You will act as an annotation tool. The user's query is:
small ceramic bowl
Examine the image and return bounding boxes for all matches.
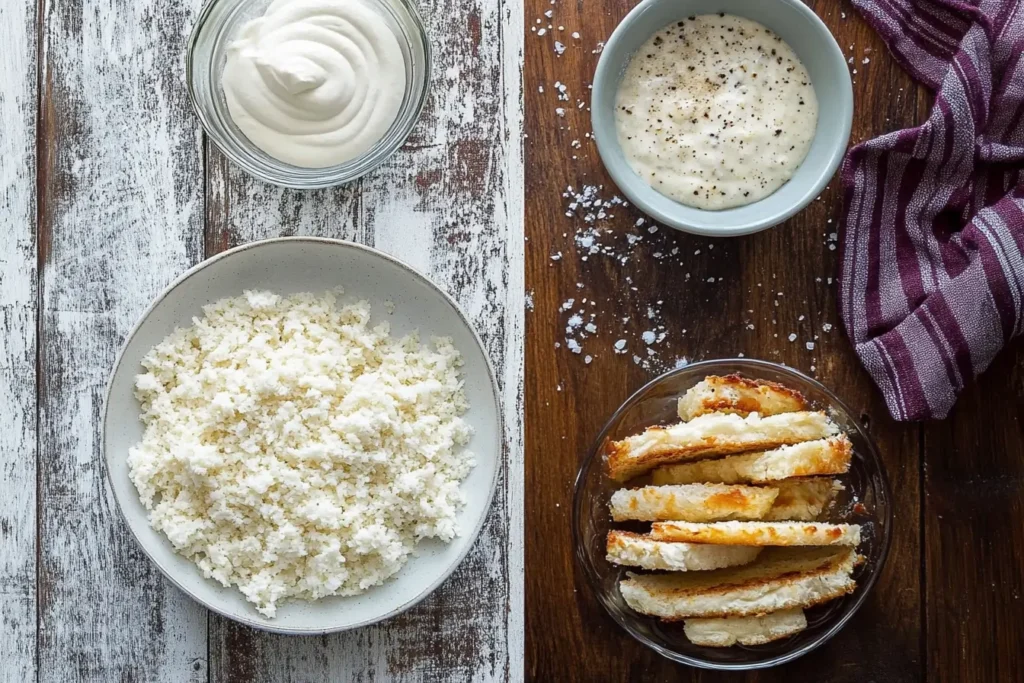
[103,237,501,634]
[591,0,853,236]
[572,359,892,669]
[187,0,431,189]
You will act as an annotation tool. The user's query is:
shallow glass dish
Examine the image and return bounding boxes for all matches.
[186,0,430,189]
[572,359,892,670]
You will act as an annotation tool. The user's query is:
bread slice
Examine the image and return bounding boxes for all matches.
[678,374,809,421]
[683,608,807,647]
[609,484,779,522]
[607,412,841,482]
[619,547,858,620]
[651,436,852,485]
[606,531,762,571]
[650,520,861,546]
[764,479,843,521]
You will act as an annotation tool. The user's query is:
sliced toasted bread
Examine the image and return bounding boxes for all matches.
[764,479,843,521]
[607,412,841,482]
[619,547,858,620]
[678,374,809,421]
[609,483,779,522]
[683,608,807,647]
[606,531,763,571]
[650,520,861,546]
[651,436,852,485]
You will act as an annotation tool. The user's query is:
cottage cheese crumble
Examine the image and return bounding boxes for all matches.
[127,289,474,617]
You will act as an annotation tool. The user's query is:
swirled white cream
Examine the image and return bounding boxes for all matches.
[222,0,407,168]
[615,15,818,210]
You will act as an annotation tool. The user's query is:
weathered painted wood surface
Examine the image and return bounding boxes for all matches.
[203,0,524,679]
[0,0,38,680]
[1,0,523,677]
[36,0,210,679]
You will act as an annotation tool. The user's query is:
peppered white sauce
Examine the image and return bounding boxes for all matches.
[615,14,818,210]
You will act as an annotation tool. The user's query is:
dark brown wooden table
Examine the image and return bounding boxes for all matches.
[524,1,1024,680]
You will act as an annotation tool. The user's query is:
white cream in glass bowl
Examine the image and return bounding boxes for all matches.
[187,0,430,188]
[221,0,408,169]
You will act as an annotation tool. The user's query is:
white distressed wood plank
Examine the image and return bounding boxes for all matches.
[0,0,38,680]
[500,1,525,678]
[206,0,523,677]
[205,149,365,251]
[37,0,208,679]
[358,2,523,676]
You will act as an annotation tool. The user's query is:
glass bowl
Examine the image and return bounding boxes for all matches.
[186,0,431,189]
[572,358,892,670]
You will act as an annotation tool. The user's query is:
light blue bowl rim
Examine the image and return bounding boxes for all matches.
[591,0,854,237]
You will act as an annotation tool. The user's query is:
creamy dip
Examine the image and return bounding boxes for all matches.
[615,14,818,210]
[222,0,407,168]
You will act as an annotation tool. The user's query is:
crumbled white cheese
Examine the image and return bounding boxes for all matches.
[128,290,474,617]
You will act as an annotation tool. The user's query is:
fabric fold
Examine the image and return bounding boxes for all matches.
[841,0,1024,420]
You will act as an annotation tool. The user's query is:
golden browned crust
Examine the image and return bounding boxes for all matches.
[764,478,841,521]
[634,548,854,600]
[607,433,807,482]
[660,587,856,622]
[607,529,644,550]
[790,435,853,476]
[679,374,810,421]
[717,373,807,399]
[770,480,823,509]
[704,488,755,511]
[650,435,852,486]
[650,521,858,546]
[609,483,778,522]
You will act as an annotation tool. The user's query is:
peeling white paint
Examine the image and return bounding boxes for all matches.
[0,4,37,681]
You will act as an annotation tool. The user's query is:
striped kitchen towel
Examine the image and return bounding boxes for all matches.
[841,0,1024,420]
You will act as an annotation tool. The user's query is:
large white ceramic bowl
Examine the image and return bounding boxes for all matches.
[103,237,502,634]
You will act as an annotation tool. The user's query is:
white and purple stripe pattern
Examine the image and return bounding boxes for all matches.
[841,0,1024,420]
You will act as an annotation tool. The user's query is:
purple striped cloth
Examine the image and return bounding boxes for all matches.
[840,0,1024,420]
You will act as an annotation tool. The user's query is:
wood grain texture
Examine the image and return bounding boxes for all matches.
[35,0,208,679]
[923,340,1024,682]
[525,1,929,680]
[0,0,38,680]
[204,0,524,679]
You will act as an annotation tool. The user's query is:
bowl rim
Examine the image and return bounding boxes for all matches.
[590,0,854,236]
[185,0,433,189]
[102,236,504,634]
[571,358,893,669]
